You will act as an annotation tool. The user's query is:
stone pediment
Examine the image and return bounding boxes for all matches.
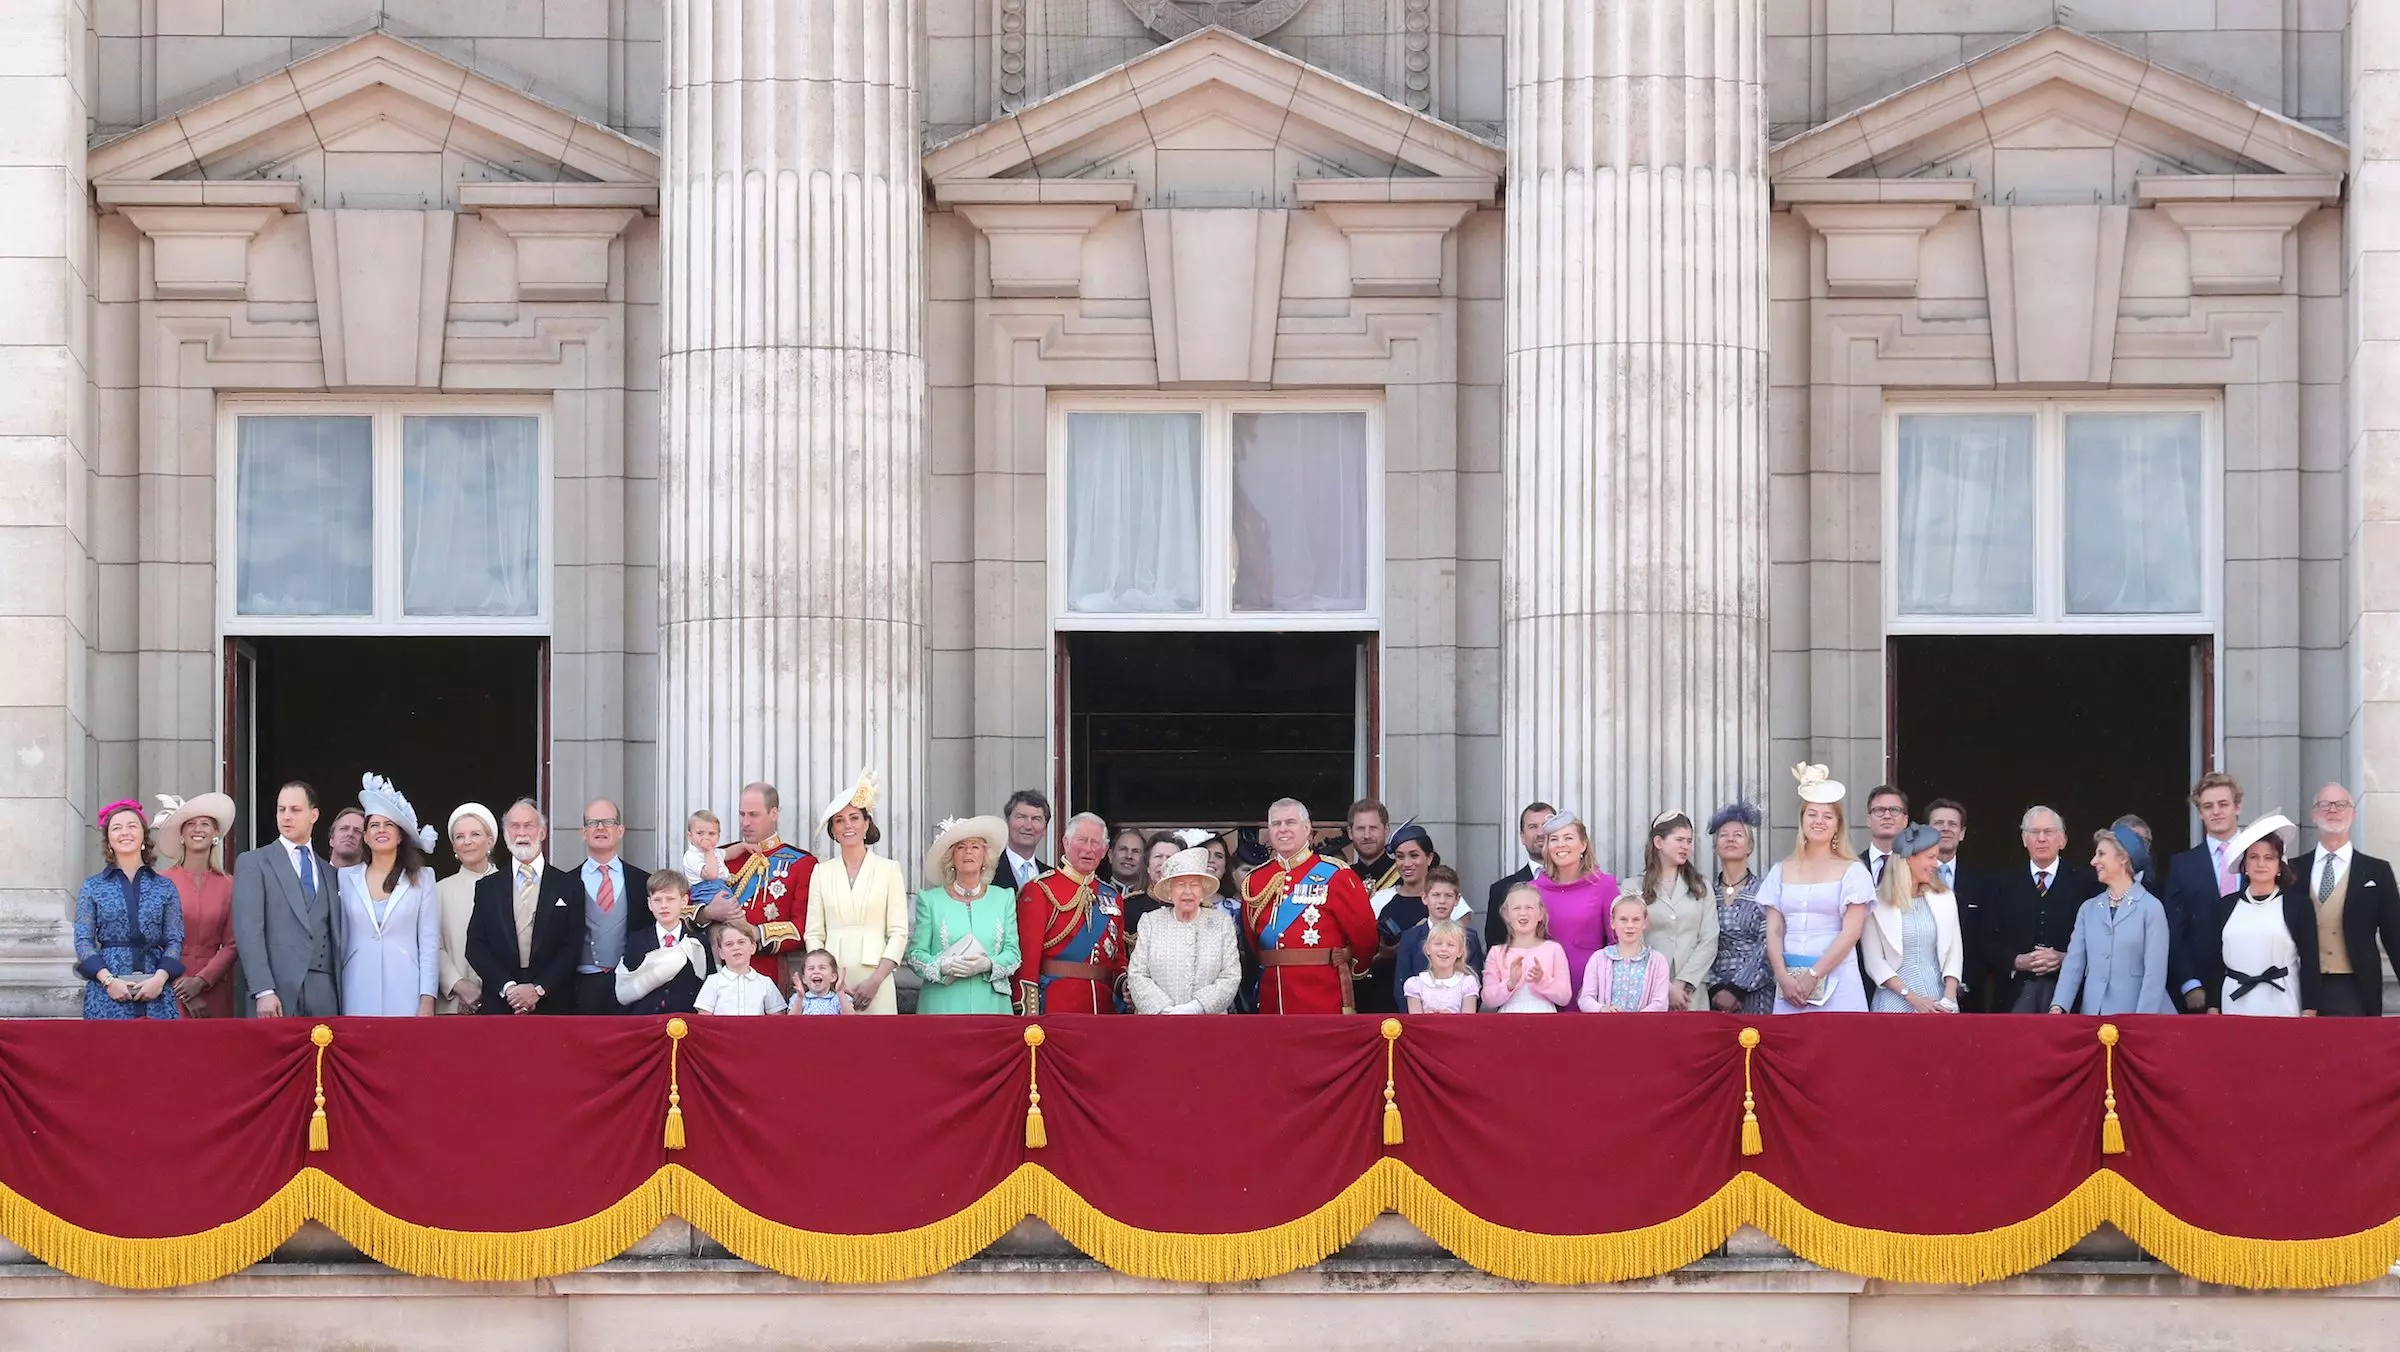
[88,31,657,202]
[924,25,1502,207]
[1771,26,2347,190]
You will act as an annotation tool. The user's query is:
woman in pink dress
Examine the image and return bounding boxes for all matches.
[154,791,238,1019]
[1530,811,1620,996]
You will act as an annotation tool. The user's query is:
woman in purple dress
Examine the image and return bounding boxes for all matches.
[1531,811,1620,996]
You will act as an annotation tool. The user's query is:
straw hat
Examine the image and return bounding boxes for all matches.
[923,815,1008,889]
[153,791,236,862]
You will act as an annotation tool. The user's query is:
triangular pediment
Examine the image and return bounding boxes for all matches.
[89,30,656,196]
[1772,26,2346,187]
[924,26,1503,205]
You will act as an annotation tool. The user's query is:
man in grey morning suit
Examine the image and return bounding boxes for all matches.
[231,781,345,1018]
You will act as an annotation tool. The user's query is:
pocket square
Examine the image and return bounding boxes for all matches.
[553,898,567,906]
[2365,879,2379,889]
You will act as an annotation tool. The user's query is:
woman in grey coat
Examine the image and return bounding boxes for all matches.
[2049,824,2175,1016]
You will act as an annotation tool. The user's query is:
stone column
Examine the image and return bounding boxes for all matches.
[1500,0,1770,853]
[658,2,926,859]
[2351,1,2400,849]
[0,0,90,1015]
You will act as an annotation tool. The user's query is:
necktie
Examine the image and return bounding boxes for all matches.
[2035,870,2050,896]
[518,863,535,890]
[1871,854,1885,883]
[2320,856,2342,904]
[296,845,316,900]
[595,865,616,913]
[1940,861,1954,889]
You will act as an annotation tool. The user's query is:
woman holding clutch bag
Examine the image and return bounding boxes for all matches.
[907,814,1021,1015]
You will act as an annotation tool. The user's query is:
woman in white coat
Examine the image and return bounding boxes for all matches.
[336,772,442,1017]
[1862,823,1962,1013]
[803,769,912,1013]
[1126,847,1242,1014]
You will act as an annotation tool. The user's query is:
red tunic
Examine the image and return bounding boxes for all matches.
[721,838,817,989]
[1242,852,1378,1014]
[1013,869,1126,1015]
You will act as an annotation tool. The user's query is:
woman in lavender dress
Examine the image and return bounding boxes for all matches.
[1759,766,1874,1014]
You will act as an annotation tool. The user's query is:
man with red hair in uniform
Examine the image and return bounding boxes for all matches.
[701,781,816,991]
[1014,812,1126,1015]
[1243,797,1378,1014]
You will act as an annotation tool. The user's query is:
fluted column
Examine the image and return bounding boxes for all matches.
[1501,0,1770,855]
[659,1,925,858]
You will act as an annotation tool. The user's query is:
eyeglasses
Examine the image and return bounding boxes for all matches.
[1867,806,1905,817]
[2315,800,2354,812]
[583,817,621,829]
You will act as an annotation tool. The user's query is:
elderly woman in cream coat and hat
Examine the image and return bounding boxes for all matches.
[1126,847,1243,1014]
[906,815,1022,1015]
[804,769,913,1013]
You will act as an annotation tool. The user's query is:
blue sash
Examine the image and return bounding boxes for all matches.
[1262,858,1339,950]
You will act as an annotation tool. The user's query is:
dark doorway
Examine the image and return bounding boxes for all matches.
[1063,631,1370,830]
[228,636,547,868]
[1889,634,2205,872]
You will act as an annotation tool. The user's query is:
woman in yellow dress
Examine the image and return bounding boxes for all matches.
[803,769,912,1013]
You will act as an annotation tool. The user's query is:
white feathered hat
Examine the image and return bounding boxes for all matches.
[819,767,879,835]
[358,771,440,852]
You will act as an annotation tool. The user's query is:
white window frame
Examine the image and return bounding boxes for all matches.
[216,396,554,637]
[1882,393,2221,637]
[1047,392,1385,631]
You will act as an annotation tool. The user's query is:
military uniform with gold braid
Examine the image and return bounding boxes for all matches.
[1013,865,1126,1015]
[1243,849,1377,1014]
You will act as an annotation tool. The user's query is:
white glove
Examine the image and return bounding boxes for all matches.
[1168,1000,1203,1015]
[937,953,975,980]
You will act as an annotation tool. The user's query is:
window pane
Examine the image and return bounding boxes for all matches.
[1231,412,1370,612]
[235,415,373,616]
[2065,412,2205,615]
[403,416,541,617]
[1895,413,2035,616]
[1063,411,1204,613]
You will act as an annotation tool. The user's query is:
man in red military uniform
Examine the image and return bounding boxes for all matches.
[1243,797,1378,1014]
[703,781,816,991]
[1014,812,1126,1015]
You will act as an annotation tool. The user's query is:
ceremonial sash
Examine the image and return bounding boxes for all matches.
[1261,858,1339,950]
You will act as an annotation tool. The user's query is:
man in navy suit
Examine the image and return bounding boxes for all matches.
[2286,783,2400,1017]
[2162,773,2245,1012]
[466,798,581,1014]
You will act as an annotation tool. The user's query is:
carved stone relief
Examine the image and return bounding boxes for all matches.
[1118,0,1313,39]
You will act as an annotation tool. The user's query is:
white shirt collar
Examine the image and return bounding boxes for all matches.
[2322,841,2355,872]
[514,854,547,878]
[657,925,681,947]
[2029,858,2060,880]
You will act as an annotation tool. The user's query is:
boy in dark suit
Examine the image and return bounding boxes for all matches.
[615,871,710,1015]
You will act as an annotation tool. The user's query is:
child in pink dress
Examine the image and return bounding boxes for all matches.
[1577,894,1671,1012]
[1402,920,1479,1013]
[1482,884,1573,1012]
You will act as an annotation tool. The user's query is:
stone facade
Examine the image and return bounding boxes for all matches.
[0,0,2386,1016]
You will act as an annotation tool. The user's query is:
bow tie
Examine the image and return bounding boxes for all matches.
[2225,964,2290,1001]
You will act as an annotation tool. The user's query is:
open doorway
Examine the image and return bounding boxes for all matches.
[1888,634,2207,871]
[1061,631,1374,831]
[226,636,548,864]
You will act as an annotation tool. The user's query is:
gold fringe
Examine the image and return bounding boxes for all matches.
[306,1024,333,1153]
[2097,1023,2125,1155]
[7,1161,2400,1291]
[1737,1025,1763,1156]
[1022,1024,1047,1150]
[663,1018,688,1152]
[1379,1018,1404,1146]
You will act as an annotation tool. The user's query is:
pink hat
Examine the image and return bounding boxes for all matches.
[95,798,146,830]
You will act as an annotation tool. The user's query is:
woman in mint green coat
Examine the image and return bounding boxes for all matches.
[907,815,1022,1015]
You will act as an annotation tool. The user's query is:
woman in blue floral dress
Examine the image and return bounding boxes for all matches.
[74,798,185,1020]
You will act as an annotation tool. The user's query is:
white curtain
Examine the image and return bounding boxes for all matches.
[1895,414,2035,616]
[235,415,373,616]
[1063,411,1204,613]
[1231,411,1370,612]
[402,416,540,617]
[2064,412,2205,615]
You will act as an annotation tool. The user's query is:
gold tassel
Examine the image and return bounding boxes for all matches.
[2097,1023,2124,1155]
[663,1018,688,1151]
[1379,1018,1405,1146]
[1738,1026,1763,1156]
[1023,1025,1047,1150]
[306,1024,333,1152]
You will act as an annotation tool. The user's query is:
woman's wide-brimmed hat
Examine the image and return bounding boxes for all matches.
[1792,763,1846,805]
[820,767,879,834]
[152,791,236,860]
[2227,813,2296,862]
[1159,846,1213,885]
[358,772,439,852]
[923,814,1007,888]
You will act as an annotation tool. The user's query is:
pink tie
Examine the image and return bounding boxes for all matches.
[2215,842,2237,896]
[596,867,616,913]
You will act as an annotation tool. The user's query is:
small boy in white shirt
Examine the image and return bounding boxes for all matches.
[682,809,729,910]
[693,923,787,1016]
